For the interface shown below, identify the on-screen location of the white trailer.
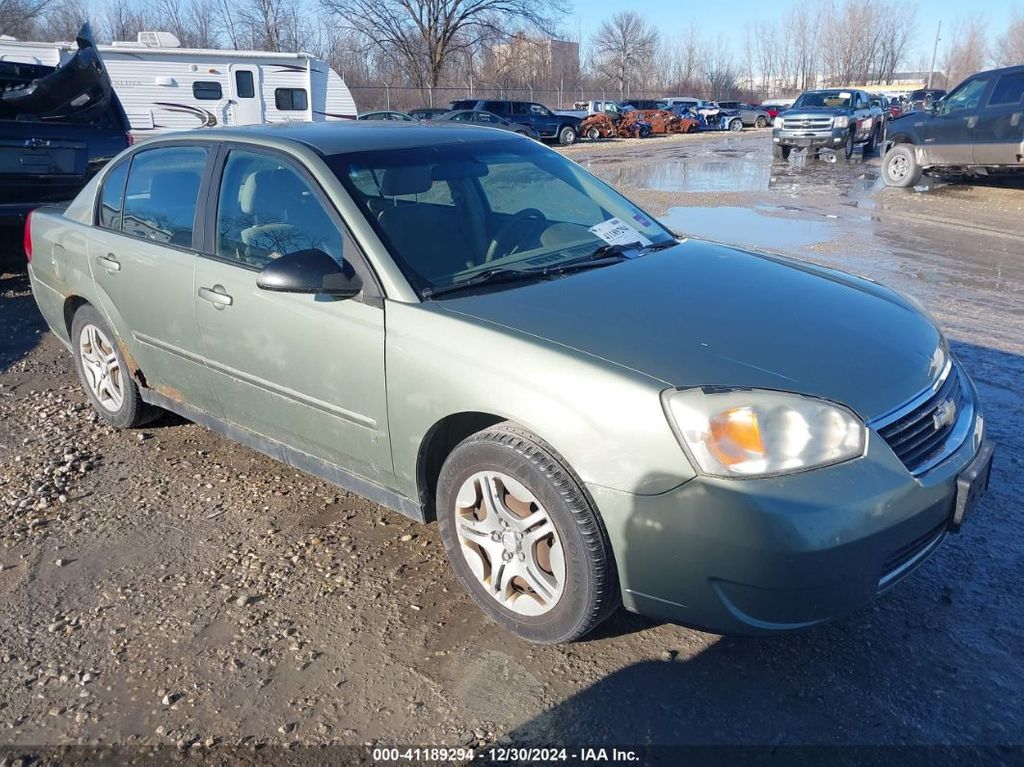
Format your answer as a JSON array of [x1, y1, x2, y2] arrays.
[[0, 31, 357, 137]]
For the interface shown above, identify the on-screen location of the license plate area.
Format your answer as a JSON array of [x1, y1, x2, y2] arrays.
[[950, 441, 994, 532]]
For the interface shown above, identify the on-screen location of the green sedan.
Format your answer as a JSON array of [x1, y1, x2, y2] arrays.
[[25, 121, 994, 642]]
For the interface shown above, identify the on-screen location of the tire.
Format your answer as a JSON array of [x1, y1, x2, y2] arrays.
[[755, 116, 769, 128], [863, 126, 877, 155], [71, 304, 157, 429], [436, 422, 618, 644], [586, 126, 600, 140], [772, 143, 791, 161], [728, 118, 743, 132], [835, 131, 855, 162], [882, 144, 923, 188], [557, 125, 577, 146]]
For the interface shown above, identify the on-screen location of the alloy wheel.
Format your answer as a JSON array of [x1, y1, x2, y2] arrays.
[[453, 471, 566, 616], [79, 324, 124, 412]]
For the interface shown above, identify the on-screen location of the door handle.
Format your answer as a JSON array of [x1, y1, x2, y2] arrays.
[[96, 254, 121, 273], [966, 116, 978, 129], [198, 285, 233, 309]]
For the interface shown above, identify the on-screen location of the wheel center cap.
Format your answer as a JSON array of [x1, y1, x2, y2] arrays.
[[501, 531, 520, 553]]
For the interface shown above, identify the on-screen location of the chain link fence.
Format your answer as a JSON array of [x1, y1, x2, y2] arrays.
[[347, 85, 669, 114]]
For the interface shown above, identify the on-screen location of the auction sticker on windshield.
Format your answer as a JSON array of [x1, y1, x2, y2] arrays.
[[589, 217, 652, 247]]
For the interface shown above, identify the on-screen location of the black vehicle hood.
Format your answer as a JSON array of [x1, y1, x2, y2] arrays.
[[0, 23, 120, 123]]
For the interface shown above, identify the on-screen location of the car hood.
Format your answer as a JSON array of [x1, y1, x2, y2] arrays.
[[437, 240, 942, 420]]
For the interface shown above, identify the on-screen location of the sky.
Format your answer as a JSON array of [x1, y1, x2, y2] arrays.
[[567, 0, 1020, 66]]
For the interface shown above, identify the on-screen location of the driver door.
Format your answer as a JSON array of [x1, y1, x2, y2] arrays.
[[194, 145, 392, 483], [923, 75, 993, 165]]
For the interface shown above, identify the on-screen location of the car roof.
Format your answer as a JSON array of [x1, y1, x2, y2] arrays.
[[143, 121, 522, 154]]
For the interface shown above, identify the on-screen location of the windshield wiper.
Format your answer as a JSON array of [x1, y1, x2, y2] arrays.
[[421, 267, 550, 299]]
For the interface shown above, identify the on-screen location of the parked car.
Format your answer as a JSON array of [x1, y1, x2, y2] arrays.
[[620, 98, 670, 111], [718, 101, 772, 128], [409, 108, 450, 121], [908, 88, 947, 113], [434, 109, 539, 138], [772, 88, 883, 161], [449, 99, 580, 145], [869, 95, 890, 125], [357, 110, 414, 121], [882, 65, 1024, 187], [0, 23, 130, 234], [888, 97, 904, 119], [25, 121, 993, 642], [555, 100, 624, 122]]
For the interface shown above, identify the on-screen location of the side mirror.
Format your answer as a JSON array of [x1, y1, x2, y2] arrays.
[[256, 249, 362, 299]]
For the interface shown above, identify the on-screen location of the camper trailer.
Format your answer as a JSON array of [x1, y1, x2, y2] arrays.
[[0, 31, 357, 137]]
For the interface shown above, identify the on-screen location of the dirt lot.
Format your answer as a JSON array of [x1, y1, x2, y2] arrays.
[[1, 129, 1022, 759]]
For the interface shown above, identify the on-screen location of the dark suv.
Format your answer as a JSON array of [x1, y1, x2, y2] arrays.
[[449, 100, 580, 145], [882, 65, 1024, 187], [1, 24, 130, 233]]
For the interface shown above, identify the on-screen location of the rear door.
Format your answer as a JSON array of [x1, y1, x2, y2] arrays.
[[227, 64, 262, 125], [193, 145, 391, 483], [922, 75, 993, 164], [88, 143, 222, 414], [972, 70, 1024, 165]]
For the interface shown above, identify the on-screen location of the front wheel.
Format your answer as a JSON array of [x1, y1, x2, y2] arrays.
[[882, 144, 923, 188], [728, 117, 743, 132], [835, 131, 855, 162], [863, 126, 878, 155], [557, 125, 577, 146], [586, 126, 601, 140], [436, 422, 618, 644]]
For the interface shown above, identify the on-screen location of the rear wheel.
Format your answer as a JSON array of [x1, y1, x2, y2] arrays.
[[558, 125, 577, 146], [71, 304, 157, 429], [586, 126, 601, 140], [436, 422, 618, 643], [882, 144, 923, 188], [755, 116, 769, 128]]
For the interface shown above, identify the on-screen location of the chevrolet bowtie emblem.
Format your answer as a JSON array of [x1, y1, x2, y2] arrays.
[[933, 399, 957, 430]]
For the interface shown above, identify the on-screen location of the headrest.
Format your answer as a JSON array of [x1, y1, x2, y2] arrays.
[[239, 168, 307, 216]]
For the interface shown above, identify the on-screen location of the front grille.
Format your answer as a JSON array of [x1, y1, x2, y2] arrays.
[[872, 362, 971, 476], [879, 523, 946, 590], [782, 116, 833, 130]]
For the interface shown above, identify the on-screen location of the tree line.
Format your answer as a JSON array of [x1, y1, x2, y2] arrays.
[[2, 0, 1022, 104]]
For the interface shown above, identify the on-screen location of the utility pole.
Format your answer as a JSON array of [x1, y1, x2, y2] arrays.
[[927, 21, 941, 89]]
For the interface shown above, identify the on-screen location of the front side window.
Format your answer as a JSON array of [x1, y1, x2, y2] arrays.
[[275, 88, 308, 111], [529, 104, 552, 117], [939, 77, 991, 113], [97, 160, 129, 230], [328, 139, 674, 294], [193, 81, 222, 100], [235, 70, 255, 99], [216, 150, 342, 268], [121, 146, 207, 246], [989, 72, 1024, 106]]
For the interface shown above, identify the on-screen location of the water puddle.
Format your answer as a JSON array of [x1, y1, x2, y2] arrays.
[[661, 205, 840, 250]]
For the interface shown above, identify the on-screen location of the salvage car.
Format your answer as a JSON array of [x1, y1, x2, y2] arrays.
[[772, 88, 882, 161], [25, 122, 993, 642], [0, 23, 130, 231], [882, 65, 1024, 187], [433, 109, 539, 138]]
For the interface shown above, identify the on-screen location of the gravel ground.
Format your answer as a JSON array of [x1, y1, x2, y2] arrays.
[[1, 129, 1022, 760]]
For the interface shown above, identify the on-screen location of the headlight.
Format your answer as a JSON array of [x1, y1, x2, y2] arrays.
[[663, 388, 866, 478], [773, 116, 783, 128], [833, 115, 849, 128]]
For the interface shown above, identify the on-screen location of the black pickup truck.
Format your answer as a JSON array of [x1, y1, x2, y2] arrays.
[[449, 99, 581, 145], [882, 65, 1024, 187], [1, 23, 130, 261]]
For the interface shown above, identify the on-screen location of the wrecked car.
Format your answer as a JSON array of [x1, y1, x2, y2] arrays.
[[26, 122, 993, 643]]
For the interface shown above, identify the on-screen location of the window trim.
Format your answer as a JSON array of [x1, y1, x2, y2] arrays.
[[93, 156, 131, 232], [202, 141, 384, 304], [192, 80, 223, 101], [93, 140, 214, 254], [987, 71, 1024, 107], [274, 87, 308, 112], [234, 70, 255, 99]]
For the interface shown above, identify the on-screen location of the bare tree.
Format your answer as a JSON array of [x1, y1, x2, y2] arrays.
[[591, 11, 658, 99], [943, 17, 988, 88], [994, 9, 1024, 67], [320, 0, 564, 88], [151, 0, 218, 48], [702, 36, 740, 99], [0, 0, 55, 37], [101, 0, 158, 42]]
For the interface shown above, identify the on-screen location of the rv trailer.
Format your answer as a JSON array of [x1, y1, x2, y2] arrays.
[[0, 31, 357, 136]]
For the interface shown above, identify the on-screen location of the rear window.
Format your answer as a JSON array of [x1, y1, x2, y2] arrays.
[[193, 81, 222, 100], [275, 88, 308, 111], [989, 73, 1024, 106], [121, 146, 207, 246]]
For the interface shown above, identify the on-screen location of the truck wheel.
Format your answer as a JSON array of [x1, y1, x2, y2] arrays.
[[882, 144, 923, 188], [436, 422, 618, 644], [835, 131, 855, 162], [755, 116, 769, 128], [728, 118, 743, 132], [558, 125, 577, 146], [863, 126, 878, 155], [71, 304, 158, 429], [772, 144, 791, 161]]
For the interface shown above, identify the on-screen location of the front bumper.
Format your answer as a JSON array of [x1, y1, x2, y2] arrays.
[[772, 128, 846, 149], [589, 416, 990, 635]]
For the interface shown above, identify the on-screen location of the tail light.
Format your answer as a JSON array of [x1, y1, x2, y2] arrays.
[[23, 209, 33, 263]]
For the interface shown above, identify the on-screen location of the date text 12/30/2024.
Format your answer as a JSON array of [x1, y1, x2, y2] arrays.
[[372, 747, 641, 762]]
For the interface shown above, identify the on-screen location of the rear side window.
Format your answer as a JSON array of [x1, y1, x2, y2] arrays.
[[97, 161, 129, 230], [235, 70, 255, 99], [121, 146, 207, 246], [989, 73, 1024, 106], [275, 88, 308, 111], [193, 81, 222, 100]]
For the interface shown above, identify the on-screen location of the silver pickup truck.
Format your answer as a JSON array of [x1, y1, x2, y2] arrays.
[[772, 89, 884, 162]]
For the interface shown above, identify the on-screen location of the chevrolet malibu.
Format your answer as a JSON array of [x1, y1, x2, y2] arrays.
[[25, 122, 993, 643]]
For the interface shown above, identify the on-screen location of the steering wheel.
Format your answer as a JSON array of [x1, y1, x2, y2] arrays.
[[485, 208, 547, 263]]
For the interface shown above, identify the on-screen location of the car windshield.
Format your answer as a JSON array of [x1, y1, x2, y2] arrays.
[[327, 139, 675, 296], [793, 91, 852, 108]]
